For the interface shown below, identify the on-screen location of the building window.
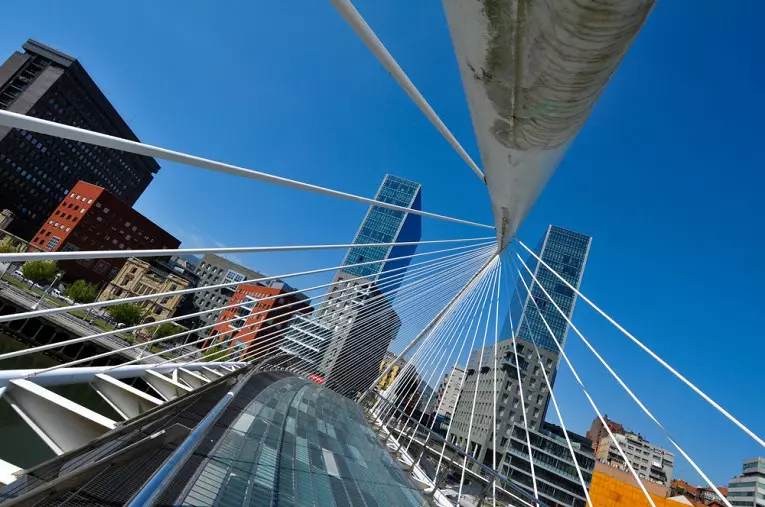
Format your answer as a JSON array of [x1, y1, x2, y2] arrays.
[[46, 236, 61, 250], [93, 261, 110, 274]]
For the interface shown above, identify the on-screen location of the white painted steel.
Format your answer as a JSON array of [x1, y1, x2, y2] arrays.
[[0, 110, 493, 230], [329, 0, 485, 183], [3, 379, 117, 455], [441, 0, 655, 245]]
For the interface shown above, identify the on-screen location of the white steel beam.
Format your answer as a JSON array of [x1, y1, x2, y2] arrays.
[[91, 374, 164, 420], [177, 368, 211, 389], [3, 379, 116, 455], [142, 370, 193, 402]]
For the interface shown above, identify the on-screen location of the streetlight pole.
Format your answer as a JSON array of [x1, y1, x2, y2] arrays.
[[32, 272, 62, 310]]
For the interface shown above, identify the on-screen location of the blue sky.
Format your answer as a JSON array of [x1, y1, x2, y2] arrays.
[[2, 0, 764, 486]]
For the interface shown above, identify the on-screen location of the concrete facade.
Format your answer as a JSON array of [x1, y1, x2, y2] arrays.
[[319, 271, 400, 398], [727, 457, 765, 507], [0, 40, 159, 240], [192, 254, 265, 330], [596, 432, 675, 486], [435, 365, 465, 419], [449, 336, 558, 465]]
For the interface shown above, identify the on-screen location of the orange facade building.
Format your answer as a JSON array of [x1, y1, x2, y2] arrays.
[[206, 281, 311, 361], [590, 464, 693, 507]]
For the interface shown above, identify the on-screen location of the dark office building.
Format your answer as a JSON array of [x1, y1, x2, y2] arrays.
[[0, 39, 160, 240]]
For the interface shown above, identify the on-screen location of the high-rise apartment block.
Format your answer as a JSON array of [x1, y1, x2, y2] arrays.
[[449, 225, 591, 469], [727, 457, 765, 507], [192, 254, 266, 330], [435, 365, 465, 419], [595, 431, 675, 486], [29, 180, 179, 286], [341, 175, 422, 293], [506, 225, 591, 353], [0, 40, 160, 240], [319, 271, 401, 398], [319, 175, 422, 398]]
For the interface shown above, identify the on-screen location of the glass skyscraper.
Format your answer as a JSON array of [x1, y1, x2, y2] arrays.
[[506, 225, 591, 353], [341, 175, 422, 293]]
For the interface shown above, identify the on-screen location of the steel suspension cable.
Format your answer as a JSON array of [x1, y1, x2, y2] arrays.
[[514, 237, 765, 450], [510, 248, 729, 507]]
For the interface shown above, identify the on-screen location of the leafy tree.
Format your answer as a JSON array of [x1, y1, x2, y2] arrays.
[[148, 322, 185, 339], [202, 344, 228, 362], [65, 279, 98, 304], [106, 303, 144, 327], [21, 260, 58, 286], [0, 240, 19, 253]]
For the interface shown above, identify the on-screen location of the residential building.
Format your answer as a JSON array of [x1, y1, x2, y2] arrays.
[[596, 431, 675, 486], [377, 350, 407, 391], [435, 365, 465, 419], [192, 254, 266, 331], [670, 479, 728, 506], [206, 280, 311, 361], [277, 314, 333, 375], [0, 40, 160, 240], [501, 422, 596, 507], [727, 457, 765, 507], [97, 257, 194, 323], [319, 175, 421, 398], [586, 415, 626, 454], [340, 174, 422, 293], [319, 271, 401, 398], [449, 336, 560, 462], [29, 180, 180, 286]]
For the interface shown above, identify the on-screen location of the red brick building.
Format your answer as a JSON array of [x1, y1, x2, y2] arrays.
[[206, 280, 311, 361], [29, 180, 180, 287], [586, 415, 626, 455]]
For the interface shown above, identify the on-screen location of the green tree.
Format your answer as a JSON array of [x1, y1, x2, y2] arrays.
[[65, 279, 99, 304], [21, 260, 58, 286], [106, 303, 144, 327], [148, 322, 185, 339], [202, 344, 227, 362], [0, 240, 19, 253]]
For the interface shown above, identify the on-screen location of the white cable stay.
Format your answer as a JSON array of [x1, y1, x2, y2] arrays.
[[2, 242, 484, 387], [0, 236, 495, 263], [403, 279, 484, 455], [243, 252, 489, 385], [0, 110, 494, 230], [514, 237, 765, 450], [107, 246, 488, 378], [115, 262, 472, 387], [22, 245, 487, 380], [390, 293, 476, 455], [328, 0, 485, 183], [502, 260, 540, 503], [509, 248, 730, 507], [0, 239, 493, 324], [0, 242, 490, 364], [434, 262, 497, 480], [375, 264, 492, 450], [360, 251, 499, 404], [295, 252, 491, 390], [509, 252, 657, 507], [457, 264, 500, 505], [372, 265, 484, 420], [501, 252, 592, 507]]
